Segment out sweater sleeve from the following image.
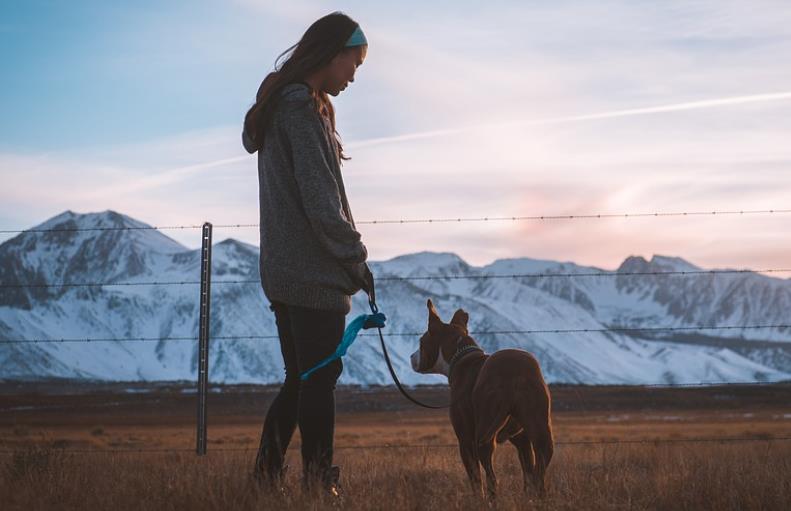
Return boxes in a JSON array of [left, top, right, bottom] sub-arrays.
[[282, 101, 368, 264], [242, 128, 257, 154]]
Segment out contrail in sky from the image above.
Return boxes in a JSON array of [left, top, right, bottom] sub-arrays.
[[90, 155, 249, 197], [346, 91, 791, 149], [161, 90, 791, 178]]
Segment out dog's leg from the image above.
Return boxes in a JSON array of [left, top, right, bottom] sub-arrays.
[[512, 406, 553, 496], [477, 438, 498, 499], [458, 441, 483, 497], [529, 424, 554, 496], [452, 407, 484, 497], [509, 431, 535, 493], [473, 399, 510, 499]]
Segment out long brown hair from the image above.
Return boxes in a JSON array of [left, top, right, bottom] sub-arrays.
[[243, 12, 360, 159]]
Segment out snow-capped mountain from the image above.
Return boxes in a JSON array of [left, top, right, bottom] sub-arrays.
[[1, 210, 790, 385]]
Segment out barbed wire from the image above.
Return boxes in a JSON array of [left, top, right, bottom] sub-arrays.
[[1, 280, 208, 289], [0, 280, 205, 289], [375, 268, 791, 280], [3, 208, 790, 235], [0, 336, 198, 344], [213, 209, 791, 227], [2, 324, 790, 345], [0, 224, 206, 235], [3, 267, 790, 289], [0, 436, 789, 455], [354, 209, 791, 225]]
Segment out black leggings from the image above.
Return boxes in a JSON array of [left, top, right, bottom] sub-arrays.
[[254, 301, 345, 483]]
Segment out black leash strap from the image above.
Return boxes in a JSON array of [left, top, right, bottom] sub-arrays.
[[374, 324, 449, 409], [367, 278, 449, 409]]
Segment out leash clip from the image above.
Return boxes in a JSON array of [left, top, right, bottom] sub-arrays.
[[368, 275, 379, 314]]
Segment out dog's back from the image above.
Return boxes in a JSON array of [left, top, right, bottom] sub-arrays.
[[474, 349, 550, 408]]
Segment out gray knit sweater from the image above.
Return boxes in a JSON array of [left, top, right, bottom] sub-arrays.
[[242, 83, 367, 313]]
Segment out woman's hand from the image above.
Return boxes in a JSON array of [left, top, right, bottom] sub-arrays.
[[344, 262, 375, 301], [360, 263, 374, 297]]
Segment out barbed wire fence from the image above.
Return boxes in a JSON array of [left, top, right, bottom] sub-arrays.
[[3, 206, 791, 235], [2, 267, 791, 290], [1, 208, 791, 455]]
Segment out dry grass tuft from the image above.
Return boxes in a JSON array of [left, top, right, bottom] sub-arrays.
[[1, 442, 790, 510]]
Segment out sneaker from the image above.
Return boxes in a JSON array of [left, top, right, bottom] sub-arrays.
[[326, 465, 341, 498], [254, 464, 288, 493], [302, 465, 342, 499]]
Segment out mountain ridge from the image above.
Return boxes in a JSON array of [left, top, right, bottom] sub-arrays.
[[1, 210, 790, 385]]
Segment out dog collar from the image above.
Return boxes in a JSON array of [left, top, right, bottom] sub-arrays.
[[447, 336, 484, 377]]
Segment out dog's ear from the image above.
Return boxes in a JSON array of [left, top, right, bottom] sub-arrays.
[[450, 309, 469, 331], [427, 299, 439, 317], [427, 299, 443, 331]]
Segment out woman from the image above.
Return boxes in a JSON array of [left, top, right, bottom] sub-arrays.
[[241, 12, 373, 495]]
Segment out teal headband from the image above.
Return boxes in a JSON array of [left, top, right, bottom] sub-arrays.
[[345, 26, 367, 47]]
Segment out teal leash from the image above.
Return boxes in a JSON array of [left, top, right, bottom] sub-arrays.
[[301, 273, 387, 381], [299, 308, 385, 381]]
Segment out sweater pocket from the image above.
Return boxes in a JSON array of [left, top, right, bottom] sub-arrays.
[[266, 254, 361, 297], [332, 260, 363, 295]]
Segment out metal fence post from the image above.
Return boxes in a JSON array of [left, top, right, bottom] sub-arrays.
[[196, 222, 213, 456]]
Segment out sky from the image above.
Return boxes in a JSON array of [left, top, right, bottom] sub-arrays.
[[2, 0, 791, 271]]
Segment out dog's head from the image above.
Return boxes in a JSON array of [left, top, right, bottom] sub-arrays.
[[410, 299, 470, 377]]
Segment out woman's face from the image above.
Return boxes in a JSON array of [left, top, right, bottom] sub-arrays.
[[323, 45, 367, 96]]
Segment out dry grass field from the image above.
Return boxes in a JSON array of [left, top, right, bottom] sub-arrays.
[[1, 382, 790, 510]]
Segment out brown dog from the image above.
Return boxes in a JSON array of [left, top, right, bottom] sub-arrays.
[[410, 299, 553, 497]]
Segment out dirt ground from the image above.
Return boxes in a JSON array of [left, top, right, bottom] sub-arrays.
[[1, 381, 789, 450]]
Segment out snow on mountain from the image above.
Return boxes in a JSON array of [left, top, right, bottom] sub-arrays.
[[1, 210, 790, 385]]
